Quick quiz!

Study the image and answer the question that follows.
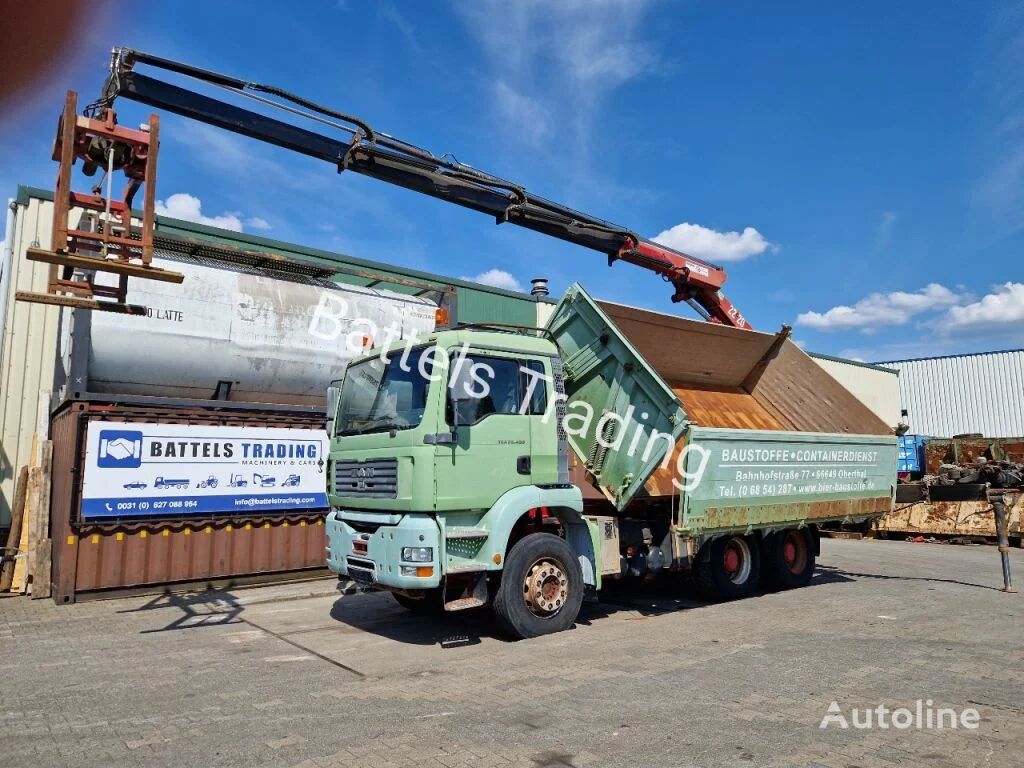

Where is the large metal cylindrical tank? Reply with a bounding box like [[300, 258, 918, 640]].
[[79, 254, 437, 405]]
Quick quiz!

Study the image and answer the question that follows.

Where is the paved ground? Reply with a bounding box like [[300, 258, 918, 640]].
[[1, 538, 1021, 768]]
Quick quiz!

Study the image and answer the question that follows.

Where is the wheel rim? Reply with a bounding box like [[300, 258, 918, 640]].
[[523, 557, 569, 618], [722, 537, 752, 585], [782, 531, 808, 574]]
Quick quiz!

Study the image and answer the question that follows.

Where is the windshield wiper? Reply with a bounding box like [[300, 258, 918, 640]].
[[339, 421, 406, 436]]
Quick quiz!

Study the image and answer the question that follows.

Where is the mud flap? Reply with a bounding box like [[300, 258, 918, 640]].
[[565, 517, 598, 588]]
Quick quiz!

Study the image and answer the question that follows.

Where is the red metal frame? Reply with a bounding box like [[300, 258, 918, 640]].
[[615, 239, 750, 330], [16, 90, 181, 314]]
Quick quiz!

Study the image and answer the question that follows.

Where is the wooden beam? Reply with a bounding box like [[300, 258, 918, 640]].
[[0, 465, 29, 592], [25, 247, 184, 284], [15, 291, 149, 315], [30, 442, 53, 600]]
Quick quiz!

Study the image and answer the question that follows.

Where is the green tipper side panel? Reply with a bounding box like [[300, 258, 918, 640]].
[[681, 427, 898, 533], [546, 284, 687, 511]]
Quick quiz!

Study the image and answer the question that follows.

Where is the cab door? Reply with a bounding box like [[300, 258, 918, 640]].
[[433, 352, 533, 511]]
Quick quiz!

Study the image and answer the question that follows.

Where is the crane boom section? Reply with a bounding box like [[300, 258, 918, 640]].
[[103, 48, 750, 329]]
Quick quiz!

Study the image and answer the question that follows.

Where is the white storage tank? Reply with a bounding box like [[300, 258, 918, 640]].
[[71, 252, 439, 405]]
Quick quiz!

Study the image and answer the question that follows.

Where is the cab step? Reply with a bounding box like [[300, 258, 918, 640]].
[[444, 597, 486, 611]]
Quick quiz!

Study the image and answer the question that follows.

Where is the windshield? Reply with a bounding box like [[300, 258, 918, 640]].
[[335, 346, 433, 436]]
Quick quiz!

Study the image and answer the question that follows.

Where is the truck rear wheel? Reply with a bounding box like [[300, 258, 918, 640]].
[[694, 534, 760, 601], [492, 532, 584, 639], [761, 528, 815, 590]]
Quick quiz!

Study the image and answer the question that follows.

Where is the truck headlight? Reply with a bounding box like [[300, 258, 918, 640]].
[[401, 547, 433, 562]]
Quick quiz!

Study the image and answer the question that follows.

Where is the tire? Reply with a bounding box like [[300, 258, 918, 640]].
[[693, 534, 761, 601], [492, 532, 584, 639], [392, 587, 446, 614], [760, 528, 815, 590]]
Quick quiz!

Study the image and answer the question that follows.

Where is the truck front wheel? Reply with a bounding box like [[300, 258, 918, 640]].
[[761, 528, 815, 590], [492, 533, 584, 639], [694, 535, 761, 601]]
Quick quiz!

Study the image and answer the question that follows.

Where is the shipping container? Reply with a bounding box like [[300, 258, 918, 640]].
[[898, 434, 929, 474], [49, 400, 331, 603]]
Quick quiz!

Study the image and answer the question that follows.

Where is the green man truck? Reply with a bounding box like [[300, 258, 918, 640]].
[[325, 284, 896, 638]]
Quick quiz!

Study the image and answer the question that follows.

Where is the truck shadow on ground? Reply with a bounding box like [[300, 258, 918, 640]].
[[816, 565, 1009, 592], [326, 568, 860, 645], [121, 565, 887, 647]]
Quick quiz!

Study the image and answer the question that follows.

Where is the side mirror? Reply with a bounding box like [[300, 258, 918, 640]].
[[448, 359, 476, 430]]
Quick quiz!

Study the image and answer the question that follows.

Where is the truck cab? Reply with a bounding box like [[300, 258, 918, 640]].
[[325, 327, 586, 637]]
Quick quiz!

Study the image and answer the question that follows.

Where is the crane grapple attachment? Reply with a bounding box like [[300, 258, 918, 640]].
[[15, 90, 183, 315]]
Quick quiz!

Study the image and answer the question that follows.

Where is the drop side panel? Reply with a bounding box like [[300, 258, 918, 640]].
[[681, 427, 897, 535]]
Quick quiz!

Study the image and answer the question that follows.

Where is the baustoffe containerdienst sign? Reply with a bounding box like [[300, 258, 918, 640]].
[[80, 420, 329, 520]]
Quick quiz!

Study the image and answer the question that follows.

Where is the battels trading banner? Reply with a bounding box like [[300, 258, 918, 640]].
[[81, 420, 329, 519]]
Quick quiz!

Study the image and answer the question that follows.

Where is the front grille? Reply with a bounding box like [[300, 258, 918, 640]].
[[346, 557, 376, 584], [333, 458, 398, 499]]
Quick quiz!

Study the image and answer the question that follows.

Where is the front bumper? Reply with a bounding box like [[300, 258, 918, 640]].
[[325, 509, 442, 589]]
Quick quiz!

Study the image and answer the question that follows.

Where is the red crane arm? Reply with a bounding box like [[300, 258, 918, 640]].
[[93, 48, 752, 329], [615, 239, 750, 329]]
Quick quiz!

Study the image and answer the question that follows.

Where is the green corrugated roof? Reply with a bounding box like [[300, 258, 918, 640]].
[[15, 185, 556, 313]]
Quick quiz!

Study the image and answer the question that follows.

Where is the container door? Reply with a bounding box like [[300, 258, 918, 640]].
[[545, 283, 688, 511]]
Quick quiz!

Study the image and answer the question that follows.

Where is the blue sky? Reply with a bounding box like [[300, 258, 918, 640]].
[[2, 0, 1022, 362]]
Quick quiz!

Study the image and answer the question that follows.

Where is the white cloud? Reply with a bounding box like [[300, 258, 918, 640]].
[[461, 268, 523, 292], [156, 193, 242, 231], [493, 81, 551, 146], [873, 210, 898, 251], [651, 222, 774, 263], [245, 216, 272, 231], [155, 193, 272, 233], [940, 282, 1024, 332], [456, 0, 657, 154], [971, 12, 1024, 237], [796, 283, 964, 333]]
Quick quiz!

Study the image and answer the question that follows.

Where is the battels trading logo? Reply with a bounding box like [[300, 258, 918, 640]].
[[97, 430, 144, 468]]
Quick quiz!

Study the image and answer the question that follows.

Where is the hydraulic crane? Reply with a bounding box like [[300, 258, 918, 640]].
[[21, 47, 751, 329]]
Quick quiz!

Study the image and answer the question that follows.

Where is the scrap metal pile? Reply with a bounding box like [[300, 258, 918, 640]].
[[924, 458, 1024, 490]]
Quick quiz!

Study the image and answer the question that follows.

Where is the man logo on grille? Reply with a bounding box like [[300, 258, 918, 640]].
[[354, 467, 375, 478]]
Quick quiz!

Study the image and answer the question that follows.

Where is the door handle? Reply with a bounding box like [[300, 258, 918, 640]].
[[517, 456, 531, 475]]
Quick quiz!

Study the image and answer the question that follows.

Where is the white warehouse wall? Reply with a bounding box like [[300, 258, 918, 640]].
[[880, 349, 1024, 438], [810, 354, 903, 429]]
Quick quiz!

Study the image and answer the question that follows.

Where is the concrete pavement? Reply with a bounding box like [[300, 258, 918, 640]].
[[1, 538, 1021, 767]]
